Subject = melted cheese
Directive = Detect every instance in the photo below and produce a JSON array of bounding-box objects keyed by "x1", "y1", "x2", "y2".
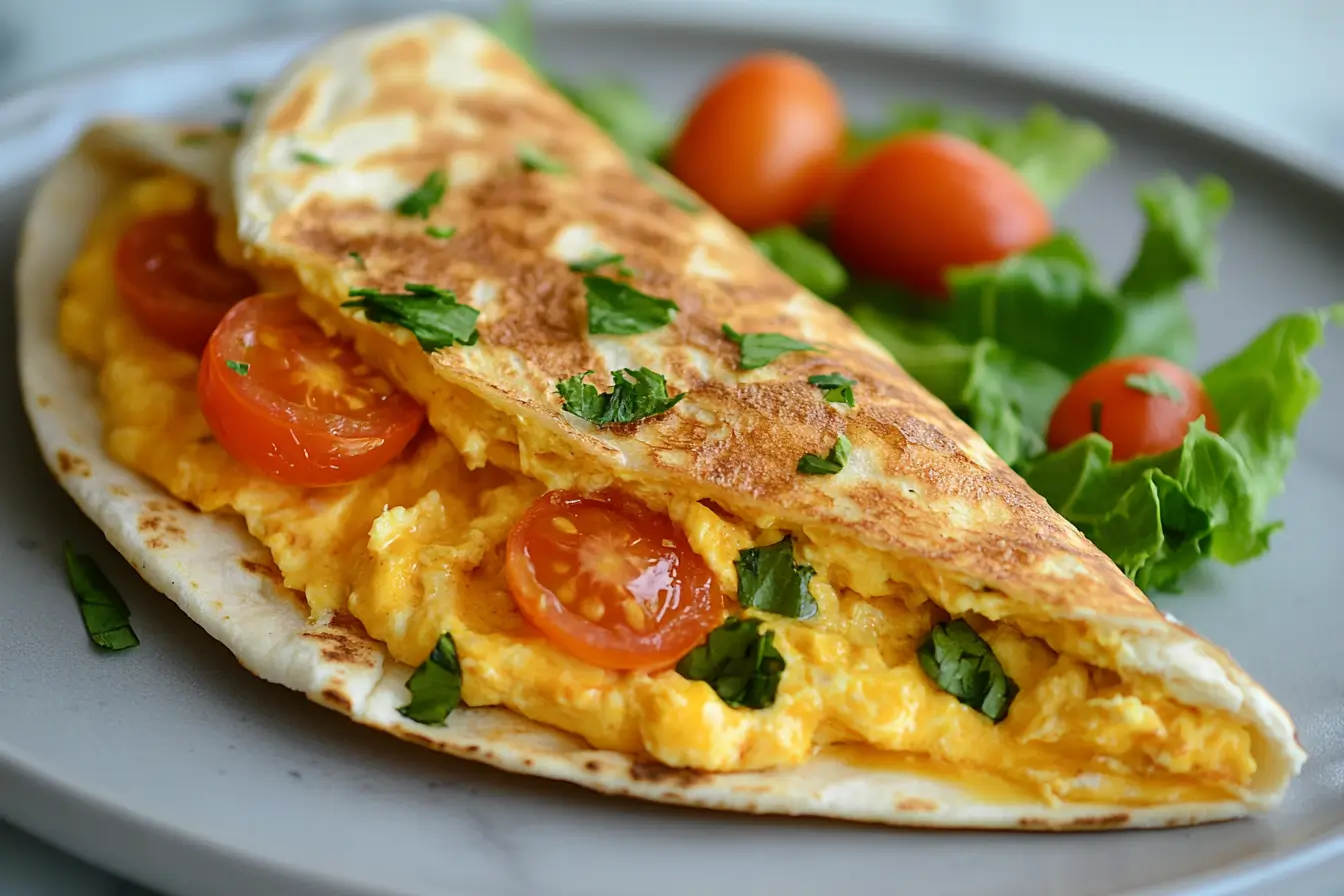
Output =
[{"x1": 60, "y1": 173, "x2": 1257, "y2": 807}]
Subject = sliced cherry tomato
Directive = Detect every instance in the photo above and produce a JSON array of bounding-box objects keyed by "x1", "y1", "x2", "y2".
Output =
[
  {"x1": 829, "y1": 133, "x2": 1051, "y2": 297},
  {"x1": 198, "y1": 295, "x2": 425, "y2": 487},
  {"x1": 669, "y1": 52, "x2": 843, "y2": 232},
  {"x1": 505, "y1": 490, "x2": 725, "y2": 671},
  {"x1": 114, "y1": 202, "x2": 259, "y2": 353},
  {"x1": 1047, "y1": 356, "x2": 1220, "y2": 462}
]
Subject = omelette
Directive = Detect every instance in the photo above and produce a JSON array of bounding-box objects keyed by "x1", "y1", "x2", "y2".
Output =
[{"x1": 18, "y1": 14, "x2": 1305, "y2": 829}]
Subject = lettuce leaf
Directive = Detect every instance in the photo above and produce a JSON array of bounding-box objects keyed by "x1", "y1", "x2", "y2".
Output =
[
  {"x1": 851, "y1": 308, "x2": 1069, "y2": 466},
  {"x1": 1119, "y1": 175, "x2": 1232, "y2": 299},
  {"x1": 1019, "y1": 306, "x2": 1340, "y2": 590},
  {"x1": 1110, "y1": 176, "x2": 1232, "y2": 363},
  {"x1": 752, "y1": 226, "x2": 848, "y2": 299},
  {"x1": 1202, "y1": 304, "x2": 1344, "y2": 554},
  {"x1": 849, "y1": 103, "x2": 1111, "y2": 208},
  {"x1": 490, "y1": 0, "x2": 539, "y2": 68},
  {"x1": 557, "y1": 79, "x2": 669, "y2": 162},
  {"x1": 492, "y1": 0, "x2": 668, "y2": 162},
  {"x1": 943, "y1": 235, "x2": 1121, "y2": 376}
]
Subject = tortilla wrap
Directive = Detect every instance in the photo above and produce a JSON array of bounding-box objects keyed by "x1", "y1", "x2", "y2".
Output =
[{"x1": 19, "y1": 16, "x2": 1304, "y2": 829}]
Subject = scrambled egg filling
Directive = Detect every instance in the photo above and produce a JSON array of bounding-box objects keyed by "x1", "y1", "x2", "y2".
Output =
[{"x1": 60, "y1": 173, "x2": 1258, "y2": 806}]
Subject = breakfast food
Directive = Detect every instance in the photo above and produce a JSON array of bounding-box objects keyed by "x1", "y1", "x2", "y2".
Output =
[{"x1": 19, "y1": 14, "x2": 1305, "y2": 829}]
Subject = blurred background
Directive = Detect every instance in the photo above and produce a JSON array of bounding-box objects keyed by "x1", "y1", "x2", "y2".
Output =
[
  {"x1": 2, "y1": 0, "x2": 1341, "y2": 167},
  {"x1": 2, "y1": 0, "x2": 1341, "y2": 893}
]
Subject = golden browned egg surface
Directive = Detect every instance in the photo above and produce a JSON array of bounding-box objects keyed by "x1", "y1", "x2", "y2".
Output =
[{"x1": 57, "y1": 170, "x2": 1260, "y2": 807}]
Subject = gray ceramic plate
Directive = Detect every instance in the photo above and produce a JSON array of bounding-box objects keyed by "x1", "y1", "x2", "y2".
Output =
[{"x1": 2, "y1": 7, "x2": 1342, "y2": 896}]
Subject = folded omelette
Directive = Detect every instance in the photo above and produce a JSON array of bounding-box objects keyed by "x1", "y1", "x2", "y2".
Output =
[{"x1": 18, "y1": 13, "x2": 1305, "y2": 829}]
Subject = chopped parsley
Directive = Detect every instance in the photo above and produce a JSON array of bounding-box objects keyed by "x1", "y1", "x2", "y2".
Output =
[
  {"x1": 568, "y1": 251, "x2": 625, "y2": 274},
  {"x1": 397, "y1": 632, "x2": 463, "y2": 725},
  {"x1": 348, "y1": 251, "x2": 366, "y2": 270},
  {"x1": 63, "y1": 544, "x2": 139, "y2": 651},
  {"x1": 556, "y1": 368, "x2": 684, "y2": 426},
  {"x1": 344, "y1": 283, "x2": 478, "y2": 350},
  {"x1": 293, "y1": 150, "x2": 330, "y2": 166},
  {"x1": 735, "y1": 537, "x2": 817, "y2": 619},
  {"x1": 721, "y1": 324, "x2": 818, "y2": 371},
  {"x1": 517, "y1": 143, "x2": 567, "y2": 173},
  {"x1": 584, "y1": 276, "x2": 678, "y2": 335},
  {"x1": 225, "y1": 360, "x2": 250, "y2": 376},
  {"x1": 797, "y1": 434, "x2": 851, "y2": 475},
  {"x1": 675, "y1": 617, "x2": 785, "y2": 709},
  {"x1": 917, "y1": 619, "x2": 1018, "y2": 723},
  {"x1": 425, "y1": 225, "x2": 457, "y2": 240},
  {"x1": 394, "y1": 170, "x2": 448, "y2": 219},
  {"x1": 1124, "y1": 371, "x2": 1184, "y2": 401},
  {"x1": 808, "y1": 372, "x2": 857, "y2": 407}
]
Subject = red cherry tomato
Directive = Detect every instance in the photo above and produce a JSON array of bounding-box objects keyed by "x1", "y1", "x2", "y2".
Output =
[
  {"x1": 505, "y1": 490, "x2": 725, "y2": 671},
  {"x1": 197, "y1": 295, "x2": 425, "y2": 487},
  {"x1": 1047, "y1": 356, "x2": 1220, "y2": 462},
  {"x1": 114, "y1": 202, "x2": 259, "y2": 353},
  {"x1": 829, "y1": 133, "x2": 1051, "y2": 296},
  {"x1": 669, "y1": 52, "x2": 844, "y2": 232}
]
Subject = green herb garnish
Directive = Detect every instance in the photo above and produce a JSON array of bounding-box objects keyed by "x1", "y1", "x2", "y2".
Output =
[
  {"x1": 584, "y1": 276, "x2": 678, "y2": 335},
  {"x1": 676, "y1": 617, "x2": 785, "y2": 709},
  {"x1": 344, "y1": 283, "x2": 478, "y2": 350},
  {"x1": 63, "y1": 544, "x2": 139, "y2": 651},
  {"x1": 517, "y1": 143, "x2": 567, "y2": 174},
  {"x1": 568, "y1": 251, "x2": 625, "y2": 274},
  {"x1": 721, "y1": 324, "x2": 817, "y2": 371},
  {"x1": 556, "y1": 368, "x2": 684, "y2": 426},
  {"x1": 293, "y1": 150, "x2": 330, "y2": 166},
  {"x1": 425, "y1": 226, "x2": 457, "y2": 240},
  {"x1": 917, "y1": 619, "x2": 1017, "y2": 722},
  {"x1": 735, "y1": 537, "x2": 817, "y2": 619},
  {"x1": 808, "y1": 373, "x2": 856, "y2": 407},
  {"x1": 397, "y1": 632, "x2": 462, "y2": 725},
  {"x1": 1124, "y1": 371, "x2": 1184, "y2": 401},
  {"x1": 394, "y1": 170, "x2": 448, "y2": 219},
  {"x1": 797, "y1": 434, "x2": 851, "y2": 475},
  {"x1": 225, "y1": 360, "x2": 249, "y2": 376},
  {"x1": 348, "y1": 251, "x2": 366, "y2": 270}
]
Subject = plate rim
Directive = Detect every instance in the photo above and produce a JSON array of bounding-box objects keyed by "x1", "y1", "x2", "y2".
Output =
[{"x1": 2, "y1": 8, "x2": 1342, "y2": 896}]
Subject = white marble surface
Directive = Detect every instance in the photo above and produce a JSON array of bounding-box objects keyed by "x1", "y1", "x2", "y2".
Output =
[{"x1": 1, "y1": 2, "x2": 1341, "y2": 894}]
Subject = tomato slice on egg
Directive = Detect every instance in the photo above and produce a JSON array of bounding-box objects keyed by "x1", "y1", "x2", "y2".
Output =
[
  {"x1": 505, "y1": 490, "x2": 725, "y2": 671},
  {"x1": 114, "y1": 202, "x2": 259, "y2": 353},
  {"x1": 198, "y1": 295, "x2": 425, "y2": 487}
]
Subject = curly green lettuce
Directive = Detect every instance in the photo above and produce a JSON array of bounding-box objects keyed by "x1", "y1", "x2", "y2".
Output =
[{"x1": 1018, "y1": 306, "x2": 1342, "y2": 591}]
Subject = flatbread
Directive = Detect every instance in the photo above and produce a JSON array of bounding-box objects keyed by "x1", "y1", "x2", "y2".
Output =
[{"x1": 19, "y1": 22, "x2": 1303, "y2": 829}]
